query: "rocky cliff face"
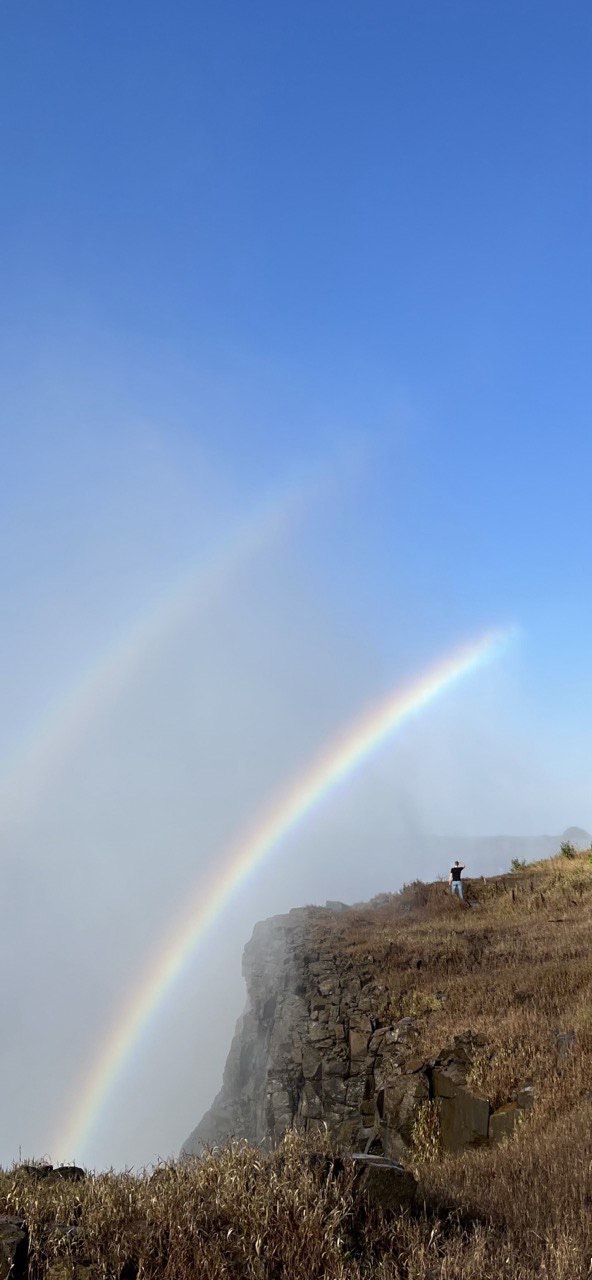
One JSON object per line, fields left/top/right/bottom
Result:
{"left": 183, "top": 896, "right": 531, "bottom": 1160}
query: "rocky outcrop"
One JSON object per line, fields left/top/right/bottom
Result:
{"left": 183, "top": 907, "right": 532, "bottom": 1159}
{"left": 0, "top": 1217, "right": 28, "bottom": 1280}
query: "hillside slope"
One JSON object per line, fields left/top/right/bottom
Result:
{"left": 4, "top": 854, "right": 592, "bottom": 1280}
{"left": 185, "top": 853, "right": 592, "bottom": 1159}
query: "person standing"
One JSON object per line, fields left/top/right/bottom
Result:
{"left": 449, "top": 860, "right": 465, "bottom": 899}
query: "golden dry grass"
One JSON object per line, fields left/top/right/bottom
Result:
{"left": 4, "top": 852, "right": 592, "bottom": 1277}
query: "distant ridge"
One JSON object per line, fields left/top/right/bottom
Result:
{"left": 417, "top": 826, "right": 591, "bottom": 876}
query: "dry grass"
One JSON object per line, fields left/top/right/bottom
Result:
{"left": 5, "top": 853, "right": 592, "bottom": 1277}
{"left": 0, "top": 1134, "right": 361, "bottom": 1279}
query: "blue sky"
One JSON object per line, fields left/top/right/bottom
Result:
{"left": 1, "top": 1, "right": 591, "bottom": 1165}
{"left": 3, "top": 0, "right": 590, "bottom": 663}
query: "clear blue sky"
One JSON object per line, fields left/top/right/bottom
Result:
{"left": 1, "top": 0, "right": 592, "bottom": 1169}
{"left": 1, "top": 0, "right": 591, "bottom": 757}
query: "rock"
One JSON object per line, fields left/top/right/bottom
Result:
{"left": 309, "top": 1020, "right": 334, "bottom": 1044}
{"left": 18, "top": 1163, "right": 53, "bottom": 1179}
{"left": 54, "top": 1165, "right": 86, "bottom": 1182}
{"left": 374, "top": 1070, "right": 430, "bottom": 1160}
{"left": 489, "top": 1101, "right": 520, "bottom": 1142}
{"left": 322, "top": 1050, "right": 349, "bottom": 1077}
{"left": 449, "top": 1031, "right": 487, "bottom": 1061}
{"left": 389, "top": 1018, "right": 419, "bottom": 1047}
{"left": 368, "top": 1028, "right": 386, "bottom": 1055}
{"left": 431, "top": 1066, "right": 490, "bottom": 1152}
{"left": 351, "top": 1154, "right": 417, "bottom": 1212}
{"left": 301, "top": 1046, "right": 322, "bottom": 1080}
{"left": 306, "top": 1153, "right": 346, "bottom": 1179}
{"left": 349, "top": 1029, "right": 368, "bottom": 1059}
{"left": 431, "top": 1063, "right": 467, "bottom": 1096}
{"left": 380, "top": 1072, "right": 429, "bottom": 1146}
{"left": 0, "top": 1217, "right": 28, "bottom": 1280}
{"left": 438, "top": 1085, "right": 490, "bottom": 1151}
{"left": 318, "top": 977, "right": 339, "bottom": 997}
{"left": 336, "top": 1117, "right": 363, "bottom": 1147}
{"left": 300, "top": 1082, "right": 323, "bottom": 1119}
{"left": 322, "top": 1076, "right": 348, "bottom": 1105}
{"left": 514, "top": 1083, "right": 536, "bottom": 1110}
{"left": 345, "top": 1076, "right": 368, "bottom": 1108}
{"left": 309, "top": 1021, "right": 333, "bottom": 1044}
{"left": 182, "top": 907, "right": 504, "bottom": 1161}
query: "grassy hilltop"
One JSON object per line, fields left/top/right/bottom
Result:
{"left": 4, "top": 850, "right": 592, "bottom": 1279}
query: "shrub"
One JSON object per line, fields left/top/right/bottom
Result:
{"left": 510, "top": 857, "right": 527, "bottom": 872}
{"left": 560, "top": 841, "right": 577, "bottom": 859}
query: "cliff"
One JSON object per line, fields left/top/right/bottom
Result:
{"left": 183, "top": 853, "right": 592, "bottom": 1160}
{"left": 4, "top": 854, "right": 592, "bottom": 1280}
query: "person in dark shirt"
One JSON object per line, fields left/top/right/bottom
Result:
{"left": 449, "top": 860, "right": 465, "bottom": 899}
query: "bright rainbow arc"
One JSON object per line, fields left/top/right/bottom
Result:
{"left": 55, "top": 625, "right": 513, "bottom": 1162}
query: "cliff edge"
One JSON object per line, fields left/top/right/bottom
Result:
{"left": 183, "top": 854, "right": 592, "bottom": 1162}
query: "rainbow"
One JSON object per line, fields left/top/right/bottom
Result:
{"left": 0, "top": 479, "right": 310, "bottom": 826}
{"left": 54, "top": 625, "right": 513, "bottom": 1162}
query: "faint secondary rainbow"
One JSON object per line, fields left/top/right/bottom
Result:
{"left": 0, "top": 477, "right": 314, "bottom": 827}
{"left": 55, "top": 624, "right": 514, "bottom": 1162}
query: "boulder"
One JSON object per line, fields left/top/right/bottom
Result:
{"left": 514, "top": 1083, "right": 536, "bottom": 1111}
{"left": 431, "top": 1066, "right": 489, "bottom": 1152}
{"left": 489, "top": 1101, "right": 520, "bottom": 1143}
{"left": 431, "top": 1063, "right": 467, "bottom": 1097}
{"left": 54, "top": 1165, "right": 86, "bottom": 1182}
{"left": 0, "top": 1217, "right": 28, "bottom": 1280}
{"left": 351, "top": 1154, "right": 417, "bottom": 1212}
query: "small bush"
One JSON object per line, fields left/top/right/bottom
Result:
{"left": 510, "top": 857, "right": 527, "bottom": 872}
{"left": 560, "top": 841, "right": 577, "bottom": 859}
{"left": 401, "top": 990, "right": 443, "bottom": 1018}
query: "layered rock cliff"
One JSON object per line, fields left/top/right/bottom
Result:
{"left": 183, "top": 874, "right": 552, "bottom": 1160}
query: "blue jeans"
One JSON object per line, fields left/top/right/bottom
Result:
{"left": 451, "top": 881, "right": 463, "bottom": 899}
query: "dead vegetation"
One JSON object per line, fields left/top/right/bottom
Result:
{"left": 5, "top": 852, "right": 592, "bottom": 1277}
